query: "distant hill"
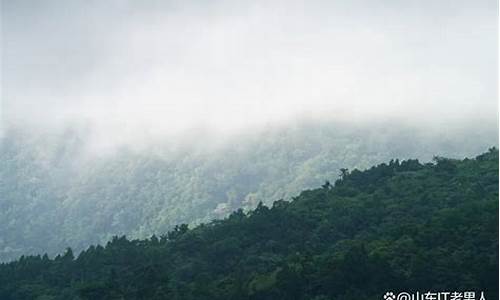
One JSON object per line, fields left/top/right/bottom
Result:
{"left": 0, "top": 121, "right": 497, "bottom": 262}
{"left": 0, "top": 148, "right": 497, "bottom": 300}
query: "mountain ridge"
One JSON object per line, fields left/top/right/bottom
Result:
{"left": 1, "top": 122, "right": 496, "bottom": 262}
{"left": 0, "top": 148, "right": 497, "bottom": 300}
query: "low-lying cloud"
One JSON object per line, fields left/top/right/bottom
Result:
{"left": 2, "top": 0, "right": 498, "bottom": 147}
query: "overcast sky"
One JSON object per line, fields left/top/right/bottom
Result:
{"left": 1, "top": 0, "right": 498, "bottom": 141}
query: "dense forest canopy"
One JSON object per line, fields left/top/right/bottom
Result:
{"left": 0, "top": 121, "right": 497, "bottom": 262}
{"left": 0, "top": 148, "right": 497, "bottom": 299}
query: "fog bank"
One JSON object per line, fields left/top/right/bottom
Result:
{"left": 2, "top": 0, "right": 497, "bottom": 148}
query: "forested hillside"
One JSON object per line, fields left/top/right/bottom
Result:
{"left": 1, "top": 122, "right": 497, "bottom": 262}
{"left": 0, "top": 148, "right": 497, "bottom": 300}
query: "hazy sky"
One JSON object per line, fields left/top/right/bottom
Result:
{"left": 1, "top": 0, "right": 498, "bottom": 140}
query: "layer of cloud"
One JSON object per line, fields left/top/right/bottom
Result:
{"left": 1, "top": 0, "right": 498, "bottom": 142}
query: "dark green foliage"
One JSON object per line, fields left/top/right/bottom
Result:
{"left": 0, "top": 149, "right": 497, "bottom": 300}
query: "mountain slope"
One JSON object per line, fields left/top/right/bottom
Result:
{"left": 0, "top": 121, "right": 496, "bottom": 262}
{"left": 0, "top": 148, "right": 497, "bottom": 300}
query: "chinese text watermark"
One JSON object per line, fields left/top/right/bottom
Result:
{"left": 383, "top": 291, "right": 487, "bottom": 300}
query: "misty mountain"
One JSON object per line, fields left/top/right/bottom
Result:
{"left": 0, "top": 120, "right": 497, "bottom": 262}
{"left": 0, "top": 148, "right": 497, "bottom": 300}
